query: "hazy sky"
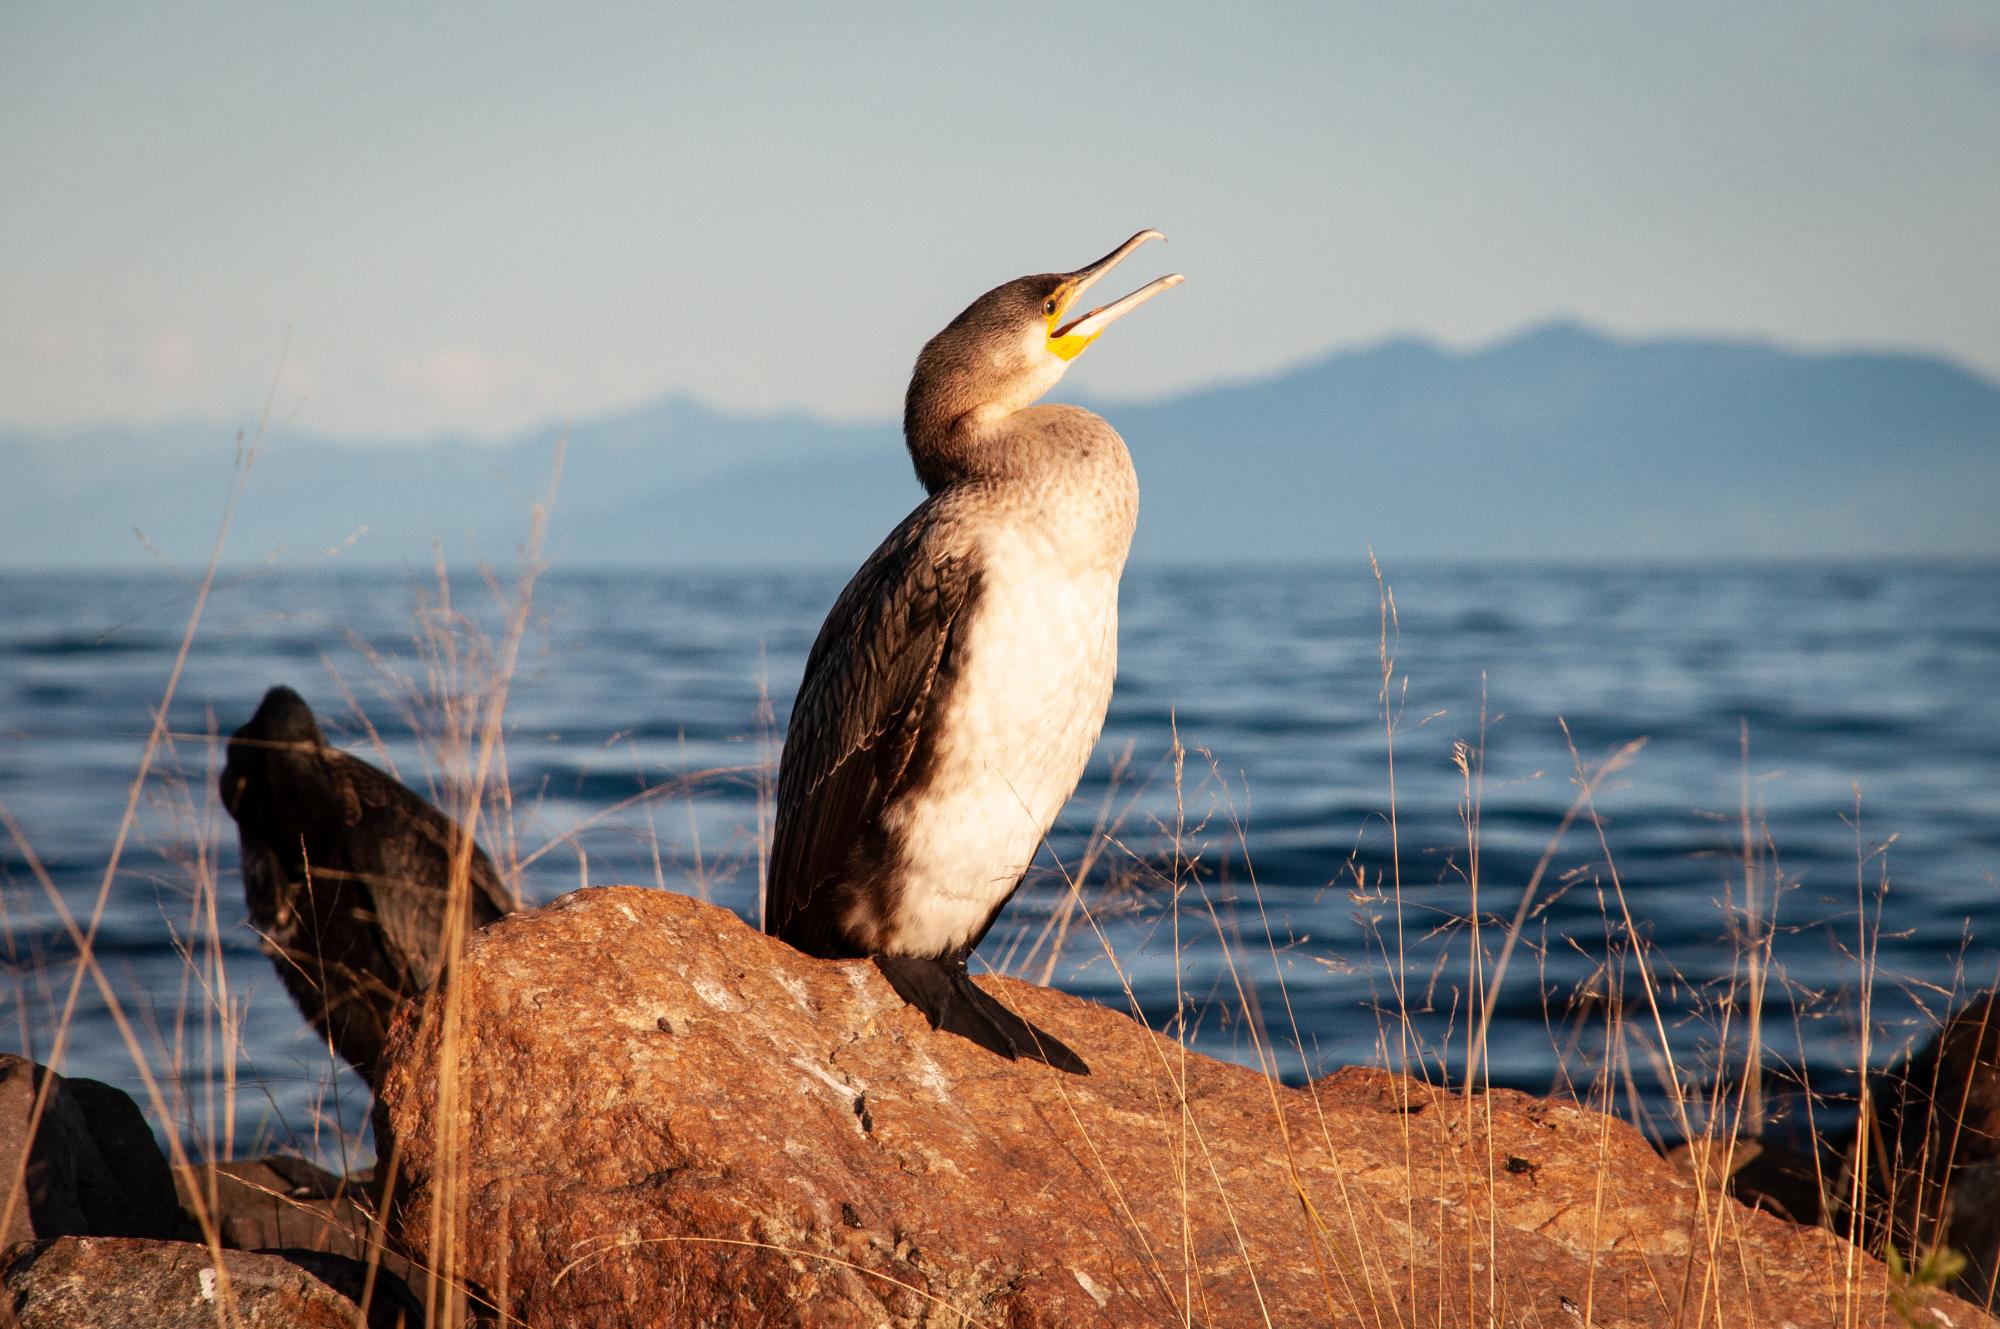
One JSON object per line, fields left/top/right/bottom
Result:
{"left": 3, "top": 3, "right": 1997, "bottom": 439}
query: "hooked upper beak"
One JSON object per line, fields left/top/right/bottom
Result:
{"left": 1053, "top": 229, "right": 1185, "bottom": 340}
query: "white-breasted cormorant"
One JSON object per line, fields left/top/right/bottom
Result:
{"left": 219, "top": 685, "right": 514, "bottom": 1088}
{"left": 765, "top": 231, "right": 1183, "bottom": 1074}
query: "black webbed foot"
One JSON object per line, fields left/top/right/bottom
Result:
{"left": 873, "top": 953, "right": 1090, "bottom": 1075}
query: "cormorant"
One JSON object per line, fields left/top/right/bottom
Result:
{"left": 219, "top": 685, "right": 514, "bottom": 1088}
{"left": 765, "top": 230, "right": 1183, "bottom": 1074}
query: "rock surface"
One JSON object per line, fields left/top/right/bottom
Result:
{"left": 175, "top": 1156, "right": 417, "bottom": 1288}
{"left": 0, "top": 1054, "right": 187, "bottom": 1244}
{"left": 0, "top": 1057, "right": 426, "bottom": 1322}
{"left": 0, "top": 1235, "right": 420, "bottom": 1327}
{"left": 378, "top": 886, "right": 1995, "bottom": 1328}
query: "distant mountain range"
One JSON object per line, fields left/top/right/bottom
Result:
{"left": 4, "top": 321, "right": 1996, "bottom": 571}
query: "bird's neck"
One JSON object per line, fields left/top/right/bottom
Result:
{"left": 903, "top": 404, "right": 1004, "bottom": 493}
{"left": 905, "top": 374, "right": 1063, "bottom": 494}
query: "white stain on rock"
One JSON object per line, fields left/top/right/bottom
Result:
{"left": 1071, "top": 1267, "right": 1109, "bottom": 1307}
{"left": 790, "top": 1056, "right": 860, "bottom": 1109}
{"left": 691, "top": 978, "right": 744, "bottom": 1013}
{"left": 772, "top": 970, "right": 815, "bottom": 1012}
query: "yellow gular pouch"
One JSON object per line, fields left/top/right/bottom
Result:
{"left": 1045, "top": 309, "right": 1098, "bottom": 362}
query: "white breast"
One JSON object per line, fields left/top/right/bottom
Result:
{"left": 875, "top": 521, "right": 1122, "bottom": 957}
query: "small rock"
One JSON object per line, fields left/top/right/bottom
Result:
{"left": 0, "top": 1235, "right": 421, "bottom": 1328}
{"left": 1667, "top": 1134, "right": 1829, "bottom": 1225}
{"left": 0, "top": 1055, "right": 186, "bottom": 1244}
{"left": 1856, "top": 992, "right": 2000, "bottom": 1304}
{"left": 174, "top": 1156, "right": 415, "bottom": 1287}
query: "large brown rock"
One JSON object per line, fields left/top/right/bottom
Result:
{"left": 0, "top": 1055, "right": 186, "bottom": 1245}
{"left": 377, "top": 886, "right": 1993, "bottom": 1327}
{"left": 0, "top": 1235, "right": 420, "bottom": 1327}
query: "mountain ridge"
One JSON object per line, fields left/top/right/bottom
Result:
{"left": 3, "top": 321, "right": 1995, "bottom": 570}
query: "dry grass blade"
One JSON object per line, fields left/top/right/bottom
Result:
{"left": 0, "top": 395, "right": 280, "bottom": 1319}
{"left": 552, "top": 1233, "right": 995, "bottom": 1326}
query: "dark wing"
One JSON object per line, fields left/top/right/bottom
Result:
{"left": 766, "top": 506, "right": 981, "bottom": 955}
{"left": 323, "top": 750, "right": 515, "bottom": 991}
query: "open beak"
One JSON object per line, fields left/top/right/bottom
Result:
{"left": 1054, "top": 229, "right": 1185, "bottom": 340}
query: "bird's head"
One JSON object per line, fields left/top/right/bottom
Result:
{"left": 242, "top": 686, "right": 324, "bottom": 745}
{"left": 905, "top": 230, "right": 1183, "bottom": 461}
{"left": 220, "top": 685, "right": 327, "bottom": 817}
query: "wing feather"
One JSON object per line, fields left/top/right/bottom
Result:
{"left": 327, "top": 751, "right": 515, "bottom": 990}
{"left": 765, "top": 506, "right": 980, "bottom": 955}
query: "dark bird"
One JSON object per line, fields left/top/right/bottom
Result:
{"left": 765, "top": 230, "right": 1183, "bottom": 1073}
{"left": 219, "top": 685, "right": 514, "bottom": 1088}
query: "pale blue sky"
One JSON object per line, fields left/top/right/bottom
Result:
{"left": 3, "top": 3, "right": 1997, "bottom": 438}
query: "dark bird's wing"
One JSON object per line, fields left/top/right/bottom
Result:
{"left": 322, "top": 750, "right": 515, "bottom": 991}
{"left": 766, "top": 508, "right": 981, "bottom": 956}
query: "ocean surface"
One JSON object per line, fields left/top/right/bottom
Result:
{"left": 2, "top": 561, "right": 1997, "bottom": 1168}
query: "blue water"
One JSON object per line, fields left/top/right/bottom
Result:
{"left": 2, "top": 561, "right": 1997, "bottom": 1166}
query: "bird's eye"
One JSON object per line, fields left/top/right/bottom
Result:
{"left": 1043, "top": 297, "right": 1058, "bottom": 317}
